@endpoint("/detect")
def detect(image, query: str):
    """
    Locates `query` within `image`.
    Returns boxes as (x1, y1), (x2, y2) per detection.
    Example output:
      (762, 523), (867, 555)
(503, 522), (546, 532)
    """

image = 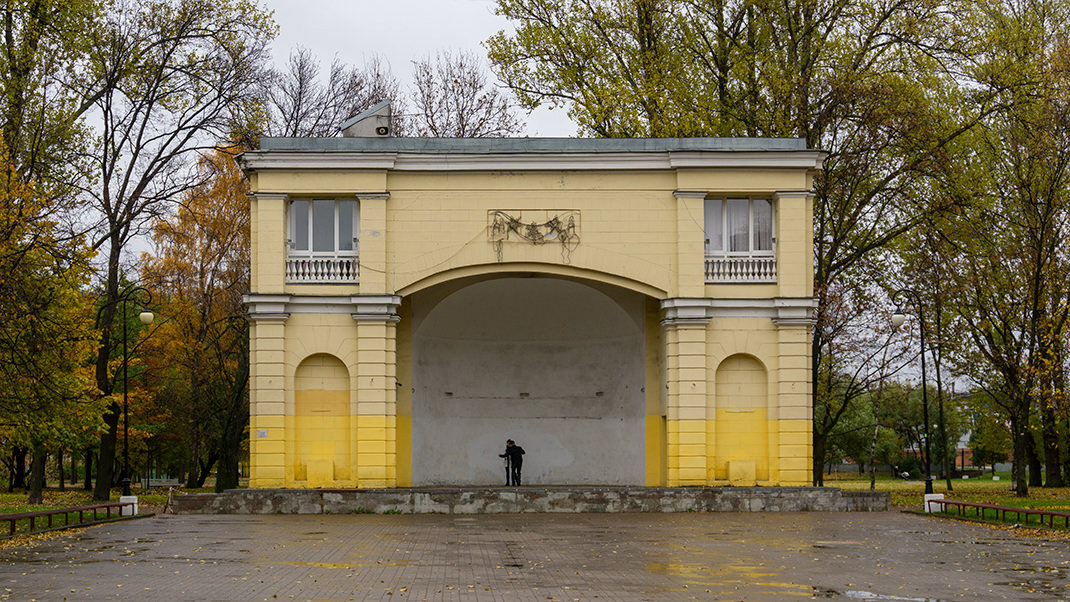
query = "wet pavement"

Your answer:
(0, 512), (1068, 601)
